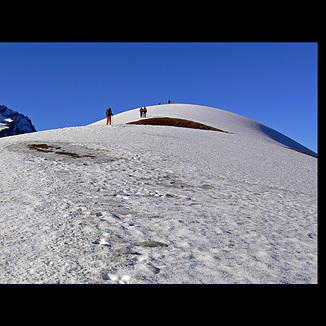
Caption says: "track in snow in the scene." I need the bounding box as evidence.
[0,104,317,283]
[0,127,317,283]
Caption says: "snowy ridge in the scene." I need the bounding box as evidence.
[0,104,317,283]
[90,103,317,157]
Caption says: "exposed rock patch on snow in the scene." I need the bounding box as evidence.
[0,104,317,283]
[127,117,228,133]
[7,142,120,165]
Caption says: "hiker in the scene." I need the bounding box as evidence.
[168,100,171,104]
[106,108,113,125]
[139,107,144,117]
[143,107,147,118]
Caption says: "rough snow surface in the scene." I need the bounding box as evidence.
[0,104,317,283]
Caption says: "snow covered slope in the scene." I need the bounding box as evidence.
[0,104,317,283]
[90,103,317,157]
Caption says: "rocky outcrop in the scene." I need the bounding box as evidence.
[0,105,36,137]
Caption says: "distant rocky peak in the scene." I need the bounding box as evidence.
[0,105,36,138]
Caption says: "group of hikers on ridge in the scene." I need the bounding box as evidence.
[139,107,147,118]
[105,106,147,125]
[105,100,172,125]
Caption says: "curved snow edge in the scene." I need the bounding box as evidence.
[89,103,317,157]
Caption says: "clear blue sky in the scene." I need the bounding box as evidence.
[0,42,318,152]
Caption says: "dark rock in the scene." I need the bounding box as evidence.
[0,105,36,138]
[134,240,168,248]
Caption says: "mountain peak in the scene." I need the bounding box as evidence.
[0,105,36,137]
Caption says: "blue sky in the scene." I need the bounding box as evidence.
[0,42,318,152]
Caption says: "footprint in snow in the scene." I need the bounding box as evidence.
[102,274,132,283]
[133,240,168,248]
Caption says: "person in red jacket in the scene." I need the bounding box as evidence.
[106,108,112,125]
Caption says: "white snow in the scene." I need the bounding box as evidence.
[0,118,13,132]
[0,123,9,131]
[90,103,317,157]
[0,104,317,283]
[0,113,9,132]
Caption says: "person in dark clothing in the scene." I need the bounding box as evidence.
[139,107,143,117]
[106,108,113,125]
[143,107,147,117]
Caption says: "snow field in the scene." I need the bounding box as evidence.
[0,104,317,283]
